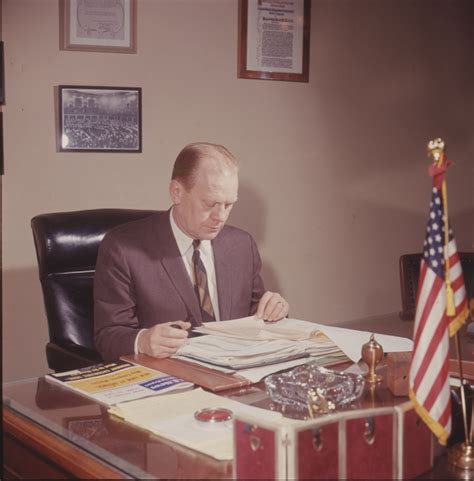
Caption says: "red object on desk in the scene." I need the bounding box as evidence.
[233,401,432,480]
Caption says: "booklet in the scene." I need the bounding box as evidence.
[45,359,194,406]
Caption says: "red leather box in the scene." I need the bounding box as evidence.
[234,401,432,480]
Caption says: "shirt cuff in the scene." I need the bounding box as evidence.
[134,328,147,354]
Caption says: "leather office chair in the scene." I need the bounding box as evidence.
[399,252,474,321]
[31,208,157,372]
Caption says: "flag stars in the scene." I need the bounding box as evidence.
[432,223,439,231]
[435,234,442,242]
[432,259,438,268]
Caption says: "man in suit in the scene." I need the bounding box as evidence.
[94,142,290,361]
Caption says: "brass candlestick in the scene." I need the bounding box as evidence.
[361,334,384,383]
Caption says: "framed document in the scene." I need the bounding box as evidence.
[60,0,137,53]
[0,113,4,175]
[238,0,311,82]
[58,85,142,153]
[0,41,5,104]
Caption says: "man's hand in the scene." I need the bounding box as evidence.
[255,291,289,322]
[137,321,191,358]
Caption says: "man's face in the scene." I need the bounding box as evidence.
[170,160,239,240]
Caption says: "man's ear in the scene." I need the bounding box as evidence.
[169,179,183,204]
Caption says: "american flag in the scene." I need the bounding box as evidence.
[409,166,469,445]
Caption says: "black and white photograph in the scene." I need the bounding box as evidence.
[58,86,142,152]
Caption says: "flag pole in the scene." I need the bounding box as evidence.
[428,139,474,470]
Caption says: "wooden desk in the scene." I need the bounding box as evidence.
[3,315,473,479]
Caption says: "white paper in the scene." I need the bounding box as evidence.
[246,0,305,74]
[195,316,322,341]
[238,357,317,383]
[312,322,413,363]
[177,334,312,369]
[110,388,281,460]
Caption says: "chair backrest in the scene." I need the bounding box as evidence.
[31,208,157,371]
[399,252,474,320]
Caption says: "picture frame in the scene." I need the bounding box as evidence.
[0,41,5,104]
[238,0,311,82]
[58,85,142,153]
[0,113,4,175]
[60,0,137,53]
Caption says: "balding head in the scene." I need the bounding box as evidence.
[169,142,239,240]
[171,142,238,191]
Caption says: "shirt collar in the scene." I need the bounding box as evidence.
[170,207,211,256]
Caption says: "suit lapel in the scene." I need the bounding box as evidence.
[153,211,202,326]
[213,233,232,320]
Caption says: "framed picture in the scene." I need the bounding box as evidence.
[0,113,3,175]
[60,0,137,53]
[0,41,5,104]
[58,85,142,153]
[238,0,311,82]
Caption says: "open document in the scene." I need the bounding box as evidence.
[174,316,413,378]
[172,317,349,381]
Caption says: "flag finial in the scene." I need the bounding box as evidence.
[427,138,445,164]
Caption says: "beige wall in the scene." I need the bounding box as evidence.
[3,0,473,381]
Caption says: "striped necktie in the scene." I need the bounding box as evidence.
[192,240,216,322]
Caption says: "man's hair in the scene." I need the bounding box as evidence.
[171,142,238,190]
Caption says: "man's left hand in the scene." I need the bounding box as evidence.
[255,291,289,322]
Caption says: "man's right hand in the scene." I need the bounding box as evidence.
[137,321,191,358]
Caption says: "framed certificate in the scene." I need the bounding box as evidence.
[238,0,311,82]
[60,0,137,53]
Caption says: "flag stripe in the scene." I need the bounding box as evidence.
[413,272,443,348]
[412,310,447,392]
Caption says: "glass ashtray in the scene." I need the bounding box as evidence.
[265,364,365,417]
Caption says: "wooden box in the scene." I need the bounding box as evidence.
[233,401,432,480]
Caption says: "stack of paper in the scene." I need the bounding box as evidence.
[176,335,313,369]
[192,316,414,364]
[173,316,348,383]
[173,316,413,383]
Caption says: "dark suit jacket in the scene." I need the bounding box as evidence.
[94,210,265,361]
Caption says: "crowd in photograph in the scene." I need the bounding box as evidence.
[64,119,139,150]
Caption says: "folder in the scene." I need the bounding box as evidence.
[122,354,251,392]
